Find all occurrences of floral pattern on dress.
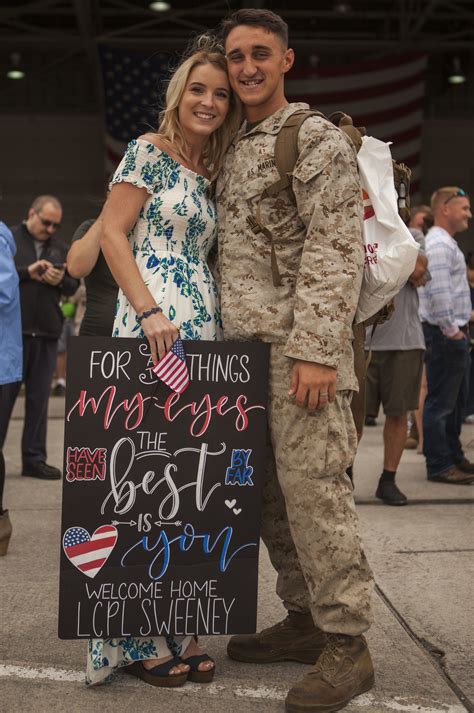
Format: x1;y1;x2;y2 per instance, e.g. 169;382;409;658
111;139;222;342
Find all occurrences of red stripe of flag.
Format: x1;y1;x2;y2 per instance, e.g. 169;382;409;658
155;354;183;380
345;98;424;127
95;525;116;534
162;354;186;377
378;125;422;146
78;557;107;572
291;52;424;80
294;98;424;127
290;71;424;105
170;371;188;391
410;179;421;196
156;355;180;380
398;152;420;168
168;368;188;390
65;535;117;558
167;370;187;391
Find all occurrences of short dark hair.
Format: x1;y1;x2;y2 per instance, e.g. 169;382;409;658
31;194;62;213
410;204;431;220
221;9;289;48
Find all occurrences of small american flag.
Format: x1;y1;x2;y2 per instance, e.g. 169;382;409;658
152;338;190;394
63;525;117;579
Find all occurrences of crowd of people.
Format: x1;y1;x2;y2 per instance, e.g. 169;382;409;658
364;195;474;504
0;8;473;713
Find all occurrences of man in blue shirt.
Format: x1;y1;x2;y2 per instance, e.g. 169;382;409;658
0;220;22;554
418;187;473;483
0;196;79;480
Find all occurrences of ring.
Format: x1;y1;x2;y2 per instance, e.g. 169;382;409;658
320;392;329;397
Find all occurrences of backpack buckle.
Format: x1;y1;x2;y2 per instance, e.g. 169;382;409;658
246;215;263;234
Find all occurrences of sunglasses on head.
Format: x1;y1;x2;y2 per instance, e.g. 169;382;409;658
35;211;61;230
444;188;466;204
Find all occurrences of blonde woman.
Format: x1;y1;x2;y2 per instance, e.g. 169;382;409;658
88;39;241;688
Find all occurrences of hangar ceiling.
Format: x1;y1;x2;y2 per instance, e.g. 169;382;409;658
0;0;473;114
0;0;473;50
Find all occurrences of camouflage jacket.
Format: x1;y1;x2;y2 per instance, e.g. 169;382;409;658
216;103;364;390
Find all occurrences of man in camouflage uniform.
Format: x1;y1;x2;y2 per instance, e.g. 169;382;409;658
218;9;374;713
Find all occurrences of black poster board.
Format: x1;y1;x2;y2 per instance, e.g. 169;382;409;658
58;338;269;639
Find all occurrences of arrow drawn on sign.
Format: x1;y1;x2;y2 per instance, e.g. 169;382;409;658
154;520;182;527
111;520;136;527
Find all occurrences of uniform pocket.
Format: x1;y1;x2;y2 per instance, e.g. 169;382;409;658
324;391;357;478
293;145;360;211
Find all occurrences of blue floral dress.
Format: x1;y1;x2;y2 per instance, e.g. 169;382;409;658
112;139;222;341
86;139;222;686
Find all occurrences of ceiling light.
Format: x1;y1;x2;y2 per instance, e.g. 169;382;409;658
6;52;25;80
333;2;352;13
7;69;25;79
448;57;466;85
149;1;171;10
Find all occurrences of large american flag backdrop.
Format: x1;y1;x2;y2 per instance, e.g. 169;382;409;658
99;46;171;172
99;47;426;202
287;53;427;203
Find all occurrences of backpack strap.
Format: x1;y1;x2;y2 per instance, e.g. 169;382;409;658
246;110;321;287
246;109;365;287
274;110;324;185
392;161;412;224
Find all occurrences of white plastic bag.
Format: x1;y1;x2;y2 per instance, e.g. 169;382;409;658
354;136;419;324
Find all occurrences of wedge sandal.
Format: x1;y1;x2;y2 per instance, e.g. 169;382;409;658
124;657;188;687
183;653;215;683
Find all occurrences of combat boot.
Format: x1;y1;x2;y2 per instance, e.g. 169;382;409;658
285;633;374;712
227;611;326;664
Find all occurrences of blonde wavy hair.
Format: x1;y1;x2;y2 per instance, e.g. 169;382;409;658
157;37;241;180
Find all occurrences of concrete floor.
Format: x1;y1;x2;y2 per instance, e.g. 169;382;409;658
0;398;473;713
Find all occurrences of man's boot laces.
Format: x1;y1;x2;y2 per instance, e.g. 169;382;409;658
315;635;347;675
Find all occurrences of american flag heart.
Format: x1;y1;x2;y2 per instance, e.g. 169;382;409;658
152;338;190;394
62;525;118;579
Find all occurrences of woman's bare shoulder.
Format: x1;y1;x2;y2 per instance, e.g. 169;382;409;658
138;133;167;152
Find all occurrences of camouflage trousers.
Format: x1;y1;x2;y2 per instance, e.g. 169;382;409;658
261;344;374;635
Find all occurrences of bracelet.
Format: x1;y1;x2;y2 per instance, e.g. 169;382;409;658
136;305;163;324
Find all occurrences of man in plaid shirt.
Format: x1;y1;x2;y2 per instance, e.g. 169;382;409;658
419;186;473;483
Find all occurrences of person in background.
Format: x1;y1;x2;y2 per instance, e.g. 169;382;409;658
364;232;428;505
418;187;474;484
0;195;79;480
51;283;86;396
405;204;433;451
0;220;25;554
0;215;57;550
464;252;474;424
409;203;433;234
67;213;118;337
